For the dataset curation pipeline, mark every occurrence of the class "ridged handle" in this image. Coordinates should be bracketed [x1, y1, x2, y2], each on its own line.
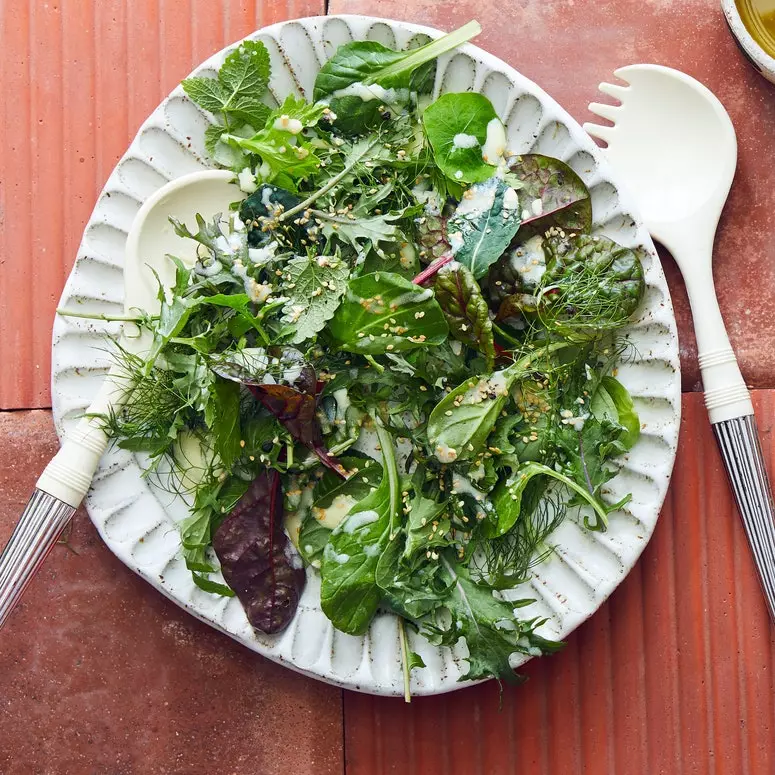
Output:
[0, 489, 75, 629]
[713, 415, 775, 622]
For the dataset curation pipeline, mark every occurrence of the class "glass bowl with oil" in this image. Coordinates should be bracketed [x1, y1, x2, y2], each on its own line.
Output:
[723, 0, 775, 83]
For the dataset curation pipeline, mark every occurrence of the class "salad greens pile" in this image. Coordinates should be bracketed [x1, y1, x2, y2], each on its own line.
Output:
[76, 21, 648, 692]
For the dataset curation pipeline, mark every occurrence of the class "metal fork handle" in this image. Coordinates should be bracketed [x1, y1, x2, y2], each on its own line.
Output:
[0, 490, 75, 628]
[713, 415, 775, 622]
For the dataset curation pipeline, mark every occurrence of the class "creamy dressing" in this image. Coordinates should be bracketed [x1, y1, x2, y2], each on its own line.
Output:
[341, 509, 380, 534]
[508, 235, 546, 287]
[456, 178, 498, 218]
[502, 187, 519, 211]
[481, 118, 506, 165]
[448, 231, 464, 253]
[389, 287, 433, 309]
[452, 473, 486, 502]
[331, 82, 410, 104]
[333, 388, 351, 416]
[452, 132, 479, 149]
[248, 242, 277, 265]
[435, 444, 459, 464]
[237, 167, 258, 193]
[313, 494, 358, 530]
[273, 115, 304, 134]
[324, 546, 351, 564]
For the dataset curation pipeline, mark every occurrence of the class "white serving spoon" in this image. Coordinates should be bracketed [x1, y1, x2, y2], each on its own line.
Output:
[0, 169, 242, 628]
[585, 64, 775, 621]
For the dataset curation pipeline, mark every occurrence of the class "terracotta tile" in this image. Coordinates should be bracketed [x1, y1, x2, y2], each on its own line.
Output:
[0, 411, 343, 775]
[327, 0, 775, 392]
[343, 392, 775, 775]
[0, 0, 326, 411]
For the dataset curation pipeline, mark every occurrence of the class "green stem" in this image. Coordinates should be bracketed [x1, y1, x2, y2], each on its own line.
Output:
[56, 307, 152, 323]
[364, 355, 384, 373]
[279, 138, 381, 222]
[363, 21, 482, 86]
[398, 617, 412, 704]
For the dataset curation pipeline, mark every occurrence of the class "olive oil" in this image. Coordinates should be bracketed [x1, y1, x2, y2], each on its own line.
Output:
[736, 0, 775, 58]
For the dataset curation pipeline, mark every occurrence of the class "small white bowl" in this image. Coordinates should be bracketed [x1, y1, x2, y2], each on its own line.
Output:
[722, 0, 775, 83]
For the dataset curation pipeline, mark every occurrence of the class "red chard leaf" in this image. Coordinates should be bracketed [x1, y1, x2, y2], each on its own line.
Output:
[213, 470, 305, 634]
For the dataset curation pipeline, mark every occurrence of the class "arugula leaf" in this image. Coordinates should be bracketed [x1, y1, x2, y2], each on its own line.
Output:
[426, 556, 562, 683]
[447, 177, 522, 280]
[209, 378, 241, 470]
[590, 376, 640, 450]
[422, 92, 501, 183]
[510, 154, 592, 239]
[313, 22, 481, 134]
[319, 421, 400, 635]
[433, 262, 495, 369]
[183, 40, 271, 129]
[328, 272, 448, 354]
[280, 254, 349, 344]
[553, 416, 633, 530]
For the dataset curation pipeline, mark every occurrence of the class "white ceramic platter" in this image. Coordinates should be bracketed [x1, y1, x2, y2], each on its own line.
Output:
[51, 15, 681, 696]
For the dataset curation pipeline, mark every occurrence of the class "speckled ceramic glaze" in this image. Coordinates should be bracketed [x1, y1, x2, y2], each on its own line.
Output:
[51, 15, 681, 696]
[722, 0, 775, 84]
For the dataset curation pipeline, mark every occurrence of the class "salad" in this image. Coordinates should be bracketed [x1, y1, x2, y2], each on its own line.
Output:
[75, 21, 648, 693]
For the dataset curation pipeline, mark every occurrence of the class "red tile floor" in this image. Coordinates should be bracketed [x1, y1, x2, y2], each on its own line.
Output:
[2, 1, 775, 772]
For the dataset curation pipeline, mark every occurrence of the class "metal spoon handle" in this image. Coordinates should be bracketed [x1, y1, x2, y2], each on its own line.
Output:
[0, 490, 75, 628]
[713, 415, 775, 622]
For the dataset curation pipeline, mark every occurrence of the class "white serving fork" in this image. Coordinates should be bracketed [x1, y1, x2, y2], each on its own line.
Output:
[585, 64, 775, 621]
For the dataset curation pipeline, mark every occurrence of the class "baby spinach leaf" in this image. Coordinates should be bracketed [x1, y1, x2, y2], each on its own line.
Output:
[183, 40, 271, 129]
[434, 263, 495, 369]
[313, 22, 481, 135]
[447, 177, 522, 279]
[319, 421, 400, 635]
[213, 470, 306, 634]
[422, 92, 500, 183]
[590, 376, 640, 450]
[427, 369, 514, 464]
[298, 515, 333, 566]
[280, 254, 349, 344]
[298, 453, 385, 566]
[427, 343, 568, 463]
[510, 154, 592, 239]
[328, 272, 448, 354]
[425, 556, 562, 683]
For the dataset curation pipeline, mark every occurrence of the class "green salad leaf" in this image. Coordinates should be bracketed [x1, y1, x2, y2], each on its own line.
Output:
[328, 272, 448, 354]
[423, 92, 501, 183]
[447, 177, 522, 279]
[183, 40, 271, 129]
[314, 22, 481, 134]
[509, 153, 592, 238]
[433, 262, 495, 370]
[280, 254, 349, 343]
[319, 421, 400, 635]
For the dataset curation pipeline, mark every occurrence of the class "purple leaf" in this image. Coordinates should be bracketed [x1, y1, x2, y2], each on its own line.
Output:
[213, 470, 305, 634]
